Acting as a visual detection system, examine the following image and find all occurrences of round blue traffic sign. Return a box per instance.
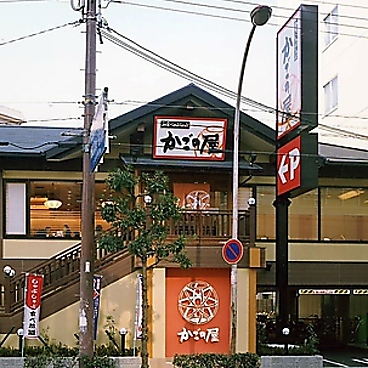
[222,238,244,265]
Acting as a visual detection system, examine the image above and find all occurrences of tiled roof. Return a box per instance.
[0,125,82,158]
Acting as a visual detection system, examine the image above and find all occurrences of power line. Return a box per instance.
[298,0,368,11]
[110,0,246,22]
[156,0,368,32]
[111,0,368,40]
[100,27,272,113]
[0,21,81,47]
[100,26,368,143]
[217,0,368,23]
[1,0,368,141]
[111,141,368,163]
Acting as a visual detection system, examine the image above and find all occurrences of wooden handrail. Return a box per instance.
[4,209,251,314]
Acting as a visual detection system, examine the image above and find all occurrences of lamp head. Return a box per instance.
[144,194,152,205]
[248,197,256,206]
[250,5,272,26]
[3,265,15,277]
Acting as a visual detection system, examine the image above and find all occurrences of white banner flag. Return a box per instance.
[135,274,143,340]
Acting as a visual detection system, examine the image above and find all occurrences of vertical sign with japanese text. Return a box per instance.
[277,8,301,139]
[23,273,44,339]
[277,4,318,141]
[153,116,227,160]
[276,4,318,197]
[93,275,102,340]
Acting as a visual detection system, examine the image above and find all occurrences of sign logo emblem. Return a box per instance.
[178,281,219,325]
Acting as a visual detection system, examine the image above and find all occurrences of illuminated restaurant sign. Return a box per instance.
[153,116,227,160]
[277,4,318,140]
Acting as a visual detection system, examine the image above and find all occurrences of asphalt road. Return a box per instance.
[322,346,368,367]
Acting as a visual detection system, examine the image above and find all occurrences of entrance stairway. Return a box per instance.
[0,242,134,333]
[0,209,254,334]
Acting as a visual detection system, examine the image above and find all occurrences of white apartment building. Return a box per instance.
[278,0,368,149]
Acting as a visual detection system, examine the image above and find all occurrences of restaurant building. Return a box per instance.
[0,84,368,351]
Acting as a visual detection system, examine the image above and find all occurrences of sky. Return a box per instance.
[0,0,291,130]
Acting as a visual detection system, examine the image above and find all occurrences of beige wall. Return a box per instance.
[3,239,78,259]
[237,268,250,352]
[0,272,140,348]
[151,268,166,359]
[260,242,368,262]
[42,271,138,347]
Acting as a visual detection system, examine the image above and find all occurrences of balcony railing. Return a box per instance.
[2,209,251,314]
[169,209,250,239]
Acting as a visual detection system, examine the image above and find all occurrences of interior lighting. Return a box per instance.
[44,198,63,210]
[338,189,364,201]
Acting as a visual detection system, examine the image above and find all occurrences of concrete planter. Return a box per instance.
[0,356,142,368]
[260,355,323,368]
[0,356,324,368]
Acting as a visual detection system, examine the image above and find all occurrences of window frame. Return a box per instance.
[324,6,338,48]
[324,76,338,115]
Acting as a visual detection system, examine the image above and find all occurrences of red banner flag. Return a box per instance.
[23,273,44,339]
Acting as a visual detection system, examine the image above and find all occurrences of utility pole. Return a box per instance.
[79,0,97,364]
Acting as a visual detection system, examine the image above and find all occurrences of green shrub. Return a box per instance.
[24,355,115,368]
[256,321,320,356]
[173,353,260,368]
[24,355,52,368]
[80,355,116,368]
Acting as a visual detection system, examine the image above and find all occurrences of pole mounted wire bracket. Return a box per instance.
[70,0,85,12]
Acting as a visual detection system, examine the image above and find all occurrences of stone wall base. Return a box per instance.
[260,355,323,368]
[0,356,142,368]
[0,355,323,368]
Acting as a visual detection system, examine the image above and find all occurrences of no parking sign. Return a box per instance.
[222,238,244,265]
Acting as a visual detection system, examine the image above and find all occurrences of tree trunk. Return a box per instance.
[141,255,149,368]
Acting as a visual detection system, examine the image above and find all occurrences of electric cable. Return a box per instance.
[0,21,81,47]
[100,26,368,143]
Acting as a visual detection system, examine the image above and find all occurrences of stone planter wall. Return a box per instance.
[0,356,141,368]
[260,355,323,368]
[0,355,323,368]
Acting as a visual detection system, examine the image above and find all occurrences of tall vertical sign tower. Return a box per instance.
[275,4,319,336]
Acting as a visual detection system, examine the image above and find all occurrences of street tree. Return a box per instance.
[99,167,191,368]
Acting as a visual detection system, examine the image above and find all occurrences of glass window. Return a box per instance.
[289,189,318,240]
[256,186,275,240]
[321,187,368,241]
[324,6,338,47]
[28,180,110,238]
[6,183,26,235]
[30,181,82,238]
[324,76,338,114]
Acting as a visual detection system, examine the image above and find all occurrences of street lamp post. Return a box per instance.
[230,5,272,354]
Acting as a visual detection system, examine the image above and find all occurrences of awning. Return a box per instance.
[119,154,263,172]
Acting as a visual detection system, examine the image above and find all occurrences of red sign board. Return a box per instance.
[25,274,43,309]
[277,136,301,196]
[277,133,318,198]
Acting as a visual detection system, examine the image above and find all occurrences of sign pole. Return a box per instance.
[273,196,291,338]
